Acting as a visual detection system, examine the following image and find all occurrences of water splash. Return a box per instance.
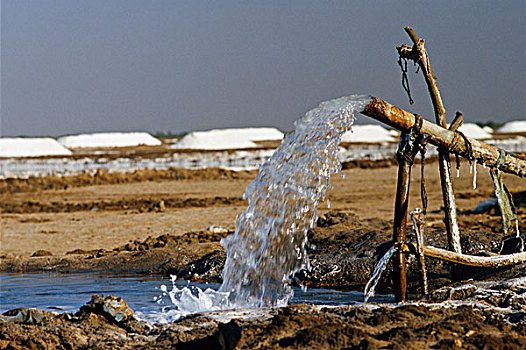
[158,94,372,318]
[364,246,396,302]
[220,95,372,307]
[472,159,477,189]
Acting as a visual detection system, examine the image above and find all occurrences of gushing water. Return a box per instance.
[220,95,372,307]
[159,95,372,318]
[363,246,396,302]
[472,159,477,189]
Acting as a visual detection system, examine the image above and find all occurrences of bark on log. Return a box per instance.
[361,97,526,178]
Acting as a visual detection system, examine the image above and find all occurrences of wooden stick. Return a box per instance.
[410,209,428,295]
[398,27,462,257]
[449,112,464,132]
[392,130,421,302]
[393,159,410,302]
[361,97,526,178]
[421,245,526,267]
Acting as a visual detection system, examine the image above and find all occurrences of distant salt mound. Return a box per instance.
[482,126,494,134]
[57,132,161,148]
[341,124,396,143]
[171,128,284,150]
[455,123,492,140]
[497,121,526,133]
[0,138,73,158]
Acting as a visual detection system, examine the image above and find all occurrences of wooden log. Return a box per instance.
[421,245,526,267]
[361,97,526,178]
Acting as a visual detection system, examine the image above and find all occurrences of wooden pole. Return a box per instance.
[392,129,422,302]
[398,27,462,257]
[361,97,526,178]
[393,159,410,302]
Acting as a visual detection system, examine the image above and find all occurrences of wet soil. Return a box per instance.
[1,284,525,350]
[1,160,525,349]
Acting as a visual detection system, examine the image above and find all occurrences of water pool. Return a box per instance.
[0,272,393,321]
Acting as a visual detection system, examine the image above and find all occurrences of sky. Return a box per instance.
[1,0,525,137]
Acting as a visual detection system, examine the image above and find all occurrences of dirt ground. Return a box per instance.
[1,160,525,349]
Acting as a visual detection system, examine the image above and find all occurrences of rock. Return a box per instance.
[207,225,228,234]
[472,198,498,214]
[422,278,526,312]
[177,320,242,350]
[65,248,90,255]
[153,200,166,212]
[75,294,150,333]
[31,250,53,257]
[316,211,357,227]
[77,294,134,323]
[1,308,57,324]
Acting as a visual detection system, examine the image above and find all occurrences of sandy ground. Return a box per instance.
[1,160,525,349]
[3,162,523,258]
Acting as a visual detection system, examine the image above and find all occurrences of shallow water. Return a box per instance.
[0,272,393,322]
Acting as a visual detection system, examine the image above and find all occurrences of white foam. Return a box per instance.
[57,132,161,148]
[171,128,284,150]
[0,138,73,158]
[497,120,526,133]
[341,124,396,143]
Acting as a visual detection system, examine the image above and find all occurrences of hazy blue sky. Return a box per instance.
[1,1,524,137]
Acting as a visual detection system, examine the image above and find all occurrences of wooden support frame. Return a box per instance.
[360,26,524,302]
[361,97,525,300]
[397,27,462,257]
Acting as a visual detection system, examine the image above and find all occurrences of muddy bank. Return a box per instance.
[1,278,525,350]
[1,196,246,214]
[0,168,256,194]
[2,210,525,295]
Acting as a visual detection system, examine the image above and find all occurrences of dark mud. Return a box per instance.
[1,196,245,214]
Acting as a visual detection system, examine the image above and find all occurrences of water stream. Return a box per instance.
[219,95,372,308]
[363,246,396,302]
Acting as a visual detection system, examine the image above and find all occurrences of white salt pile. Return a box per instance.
[57,132,161,148]
[171,128,284,150]
[455,123,492,140]
[341,124,396,143]
[482,126,494,134]
[0,138,73,158]
[497,120,526,133]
